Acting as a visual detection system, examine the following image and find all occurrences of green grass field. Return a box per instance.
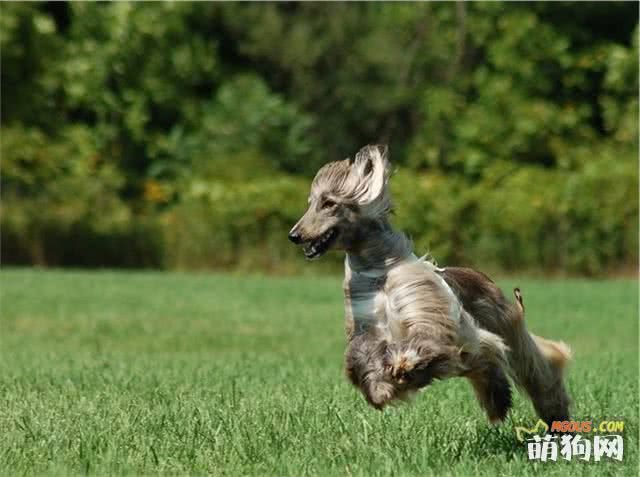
[1,268,637,476]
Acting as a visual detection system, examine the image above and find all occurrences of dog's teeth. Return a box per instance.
[303,228,336,258]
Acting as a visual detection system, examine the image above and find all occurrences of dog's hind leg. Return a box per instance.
[458,314,513,424]
[441,269,572,426]
[505,289,571,425]
[467,364,512,424]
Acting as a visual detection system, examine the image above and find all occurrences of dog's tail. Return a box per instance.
[505,288,571,425]
[512,288,572,370]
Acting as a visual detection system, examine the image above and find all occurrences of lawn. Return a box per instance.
[0,268,637,476]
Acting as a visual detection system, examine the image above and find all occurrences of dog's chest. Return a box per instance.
[343,258,459,341]
[343,270,403,340]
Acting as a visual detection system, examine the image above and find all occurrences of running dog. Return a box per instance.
[288,145,571,425]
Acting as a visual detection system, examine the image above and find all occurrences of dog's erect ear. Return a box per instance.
[348,144,391,205]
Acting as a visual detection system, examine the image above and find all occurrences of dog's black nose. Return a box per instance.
[288,231,303,244]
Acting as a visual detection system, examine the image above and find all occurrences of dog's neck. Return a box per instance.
[346,219,414,274]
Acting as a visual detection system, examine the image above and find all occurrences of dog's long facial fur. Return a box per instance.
[290,145,572,425]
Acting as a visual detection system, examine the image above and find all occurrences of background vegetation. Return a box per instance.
[2,2,638,275]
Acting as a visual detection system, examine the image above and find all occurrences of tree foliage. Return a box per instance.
[1,2,637,273]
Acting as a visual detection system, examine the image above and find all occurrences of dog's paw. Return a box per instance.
[367,381,396,410]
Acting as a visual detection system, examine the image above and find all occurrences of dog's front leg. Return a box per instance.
[344,333,397,409]
[387,336,464,392]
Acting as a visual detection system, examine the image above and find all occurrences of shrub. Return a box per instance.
[1,125,164,268]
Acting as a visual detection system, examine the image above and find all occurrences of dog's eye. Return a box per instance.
[322,199,336,209]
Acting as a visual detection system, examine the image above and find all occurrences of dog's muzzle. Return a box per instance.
[301,227,338,259]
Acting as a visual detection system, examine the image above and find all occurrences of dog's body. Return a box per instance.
[289,145,571,425]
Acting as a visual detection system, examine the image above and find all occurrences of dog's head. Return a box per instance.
[288,144,392,259]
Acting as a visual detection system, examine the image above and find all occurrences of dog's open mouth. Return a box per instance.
[303,228,339,259]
